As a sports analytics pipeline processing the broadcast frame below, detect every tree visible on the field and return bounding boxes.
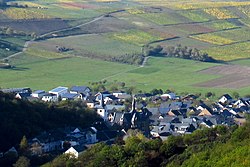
[19,136,28,153]
[6,27,14,36]
[205,92,213,98]
[13,156,30,167]
[232,92,239,99]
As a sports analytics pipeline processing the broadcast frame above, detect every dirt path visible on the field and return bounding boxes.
[101,56,150,80]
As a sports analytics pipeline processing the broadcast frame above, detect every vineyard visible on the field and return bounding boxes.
[204,42,250,61]
[110,30,163,46]
[190,33,234,45]
[204,8,236,19]
[3,8,50,19]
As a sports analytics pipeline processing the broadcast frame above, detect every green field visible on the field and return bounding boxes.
[177,9,214,22]
[2,50,249,96]
[30,34,142,57]
[0,53,136,90]
[138,12,188,25]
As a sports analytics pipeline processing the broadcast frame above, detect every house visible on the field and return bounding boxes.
[167,110,182,116]
[4,147,18,157]
[1,87,31,94]
[116,94,131,102]
[64,127,98,147]
[70,86,91,100]
[112,91,127,97]
[104,95,119,104]
[15,92,31,100]
[85,96,96,108]
[64,145,86,158]
[29,131,64,155]
[150,124,172,140]
[161,93,176,100]
[49,86,68,98]
[70,86,91,95]
[219,94,233,104]
[197,104,213,116]
[61,93,82,101]
[31,90,46,98]
[42,93,57,102]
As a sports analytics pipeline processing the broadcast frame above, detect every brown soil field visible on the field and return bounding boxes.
[175,24,215,35]
[194,65,250,88]
[0,18,70,35]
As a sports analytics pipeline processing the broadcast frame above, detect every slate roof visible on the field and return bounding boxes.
[33,90,45,94]
[70,86,90,93]
[61,93,79,99]
[49,86,68,93]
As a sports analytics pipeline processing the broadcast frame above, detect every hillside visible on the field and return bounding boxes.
[0,0,250,98]
[0,91,99,163]
[46,119,250,167]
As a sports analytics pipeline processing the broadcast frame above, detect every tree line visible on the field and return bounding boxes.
[144,44,216,62]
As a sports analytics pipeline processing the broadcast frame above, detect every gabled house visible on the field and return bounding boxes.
[4,147,18,157]
[15,92,31,100]
[70,86,91,94]
[31,90,46,98]
[150,124,173,140]
[112,91,127,97]
[29,131,63,155]
[161,93,176,100]
[172,123,196,134]
[61,93,82,101]
[167,110,182,116]
[219,94,233,104]
[197,104,213,116]
[64,145,86,158]
[42,93,57,102]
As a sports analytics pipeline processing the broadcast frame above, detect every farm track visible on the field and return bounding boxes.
[101,56,151,81]
[1,10,125,61]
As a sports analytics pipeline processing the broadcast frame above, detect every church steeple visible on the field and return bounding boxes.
[100,93,105,108]
[130,96,136,113]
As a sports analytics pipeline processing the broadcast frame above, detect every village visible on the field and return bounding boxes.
[0,85,249,158]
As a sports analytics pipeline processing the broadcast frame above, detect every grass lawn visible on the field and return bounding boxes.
[102,57,249,96]
[0,53,136,90]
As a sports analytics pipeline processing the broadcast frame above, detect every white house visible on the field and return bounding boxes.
[49,86,68,98]
[219,94,233,104]
[31,90,46,98]
[42,93,58,102]
[161,93,176,100]
[65,147,79,158]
